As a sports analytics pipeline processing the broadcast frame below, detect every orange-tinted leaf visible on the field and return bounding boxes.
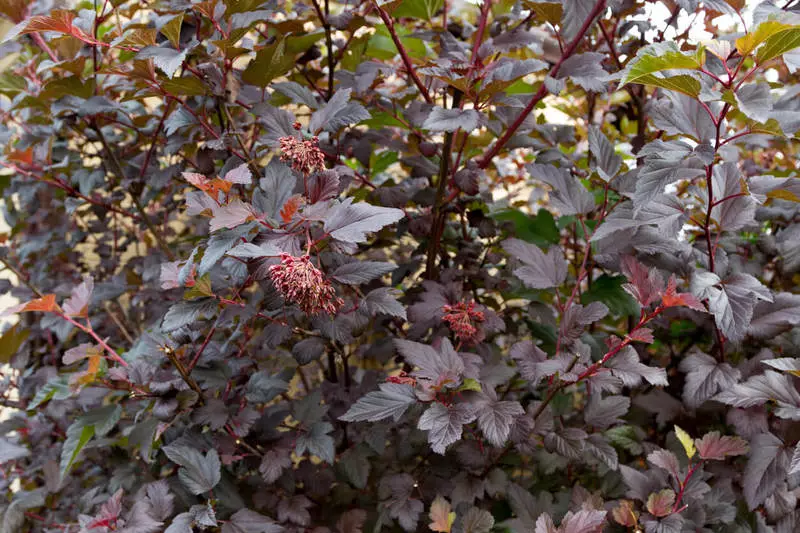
[7,147,33,165]
[280,195,303,224]
[611,500,638,527]
[429,495,455,533]
[646,489,675,517]
[183,172,232,198]
[70,353,102,387]
[23,294,58,313]
[662,276,706,311]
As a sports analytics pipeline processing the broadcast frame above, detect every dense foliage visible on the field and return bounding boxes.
[2,0,800,531]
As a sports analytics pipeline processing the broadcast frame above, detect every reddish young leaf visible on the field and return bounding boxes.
[620,256,664,308]
[22,10,91,41]
[662,276,706,311]
[63,277,94,318]
[629,327,654,344]
[695,431,749,460]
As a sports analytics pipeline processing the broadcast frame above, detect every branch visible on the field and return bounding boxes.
[477,0,607,168]
[0,161,143,222]
[425,90,463,278]
[93,125,176,260]
[57,312,129,368]
[311,0,336,100]
[372,1,433,104]
[471,1,493,67]
[163,345,204,400]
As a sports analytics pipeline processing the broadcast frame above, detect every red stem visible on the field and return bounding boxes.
[477,0,606,168]
[471,1,493,67]
[56,312,128,368]
[672,461,702,512]
[372,2,433,104]
[0,162,143,222]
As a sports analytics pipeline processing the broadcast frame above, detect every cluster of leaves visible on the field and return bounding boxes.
[1,0,800,531]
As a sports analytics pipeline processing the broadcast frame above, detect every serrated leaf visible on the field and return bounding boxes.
[422,107,480,133]
[695,431,749,460]
[137,46,188,78]
[340,382,416,422]
[646,489,675,517]
[242,36,293,88]
[332,261,396,284]
[623,43,704,85]
[221,508,283,533]
[162,444,222,495]
[502,238,567,289]
[0,324,29,364]
[417,402,476,455]
[752,24,800,63]
[429,495,455,533]
[743,432,787,509]
[324,198,403,243]
[160,13,184,49]
[309,88,370,134]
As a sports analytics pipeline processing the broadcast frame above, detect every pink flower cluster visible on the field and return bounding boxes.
[278,134,325,176]
[441,301,485,342]
[269,253,343,316]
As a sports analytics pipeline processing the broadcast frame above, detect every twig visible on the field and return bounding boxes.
[163,345,204,400]
[93,125,176,260]
[371,1,433,104]
[426,90,463,278]
[477,0,607,168]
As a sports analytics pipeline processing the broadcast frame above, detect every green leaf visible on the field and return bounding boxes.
[370,150,398,174]
[160,13,183,49]
[0,324,29,364]
[383,0,444,20]
[242,36,293,88]
[522,0,562,24]
[674,425,696,459]
[161,76,207,96]
[756,26,800,64]
[285,31,326,55]
[624,44,704,83]
[457,378,482,392]
[40,76,94,100]
[29,376,72,409]
[184,274,214,300]
[60,424,94,479]
[581,275,639,316]
[623,43,704,97]
[736,20,798,58]
[628,73,701,98]
[491,208,560,247]
[224,0,267,15]
[366,24,426,60]
[0,72,26,97]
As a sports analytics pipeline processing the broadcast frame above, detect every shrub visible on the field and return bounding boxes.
[1,0,799,531]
